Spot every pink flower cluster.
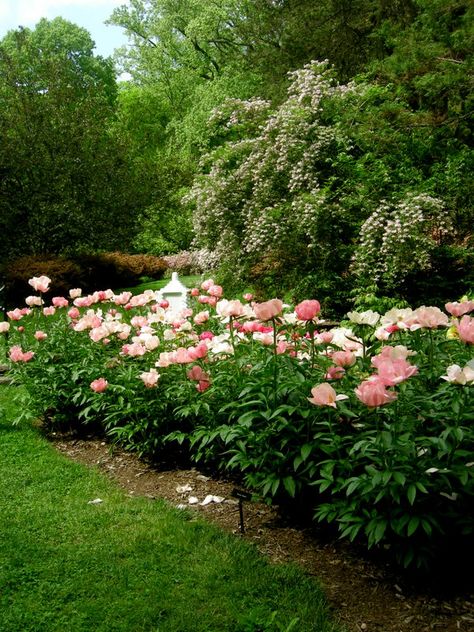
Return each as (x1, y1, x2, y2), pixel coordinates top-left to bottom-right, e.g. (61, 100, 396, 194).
(7, 307, 31, 321)
(157, 341, 208, 367)
(354, 346, 418, 407)
(9, 345, 34, 362)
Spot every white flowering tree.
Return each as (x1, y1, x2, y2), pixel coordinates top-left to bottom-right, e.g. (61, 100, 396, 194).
(352, 194, 454, 289)
(186, 61, 463, 308)
(187, 62, 362, 294)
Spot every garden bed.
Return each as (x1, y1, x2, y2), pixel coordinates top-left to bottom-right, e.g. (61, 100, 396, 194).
(50, 430, 474, 632)
(3, 273, 474, 630)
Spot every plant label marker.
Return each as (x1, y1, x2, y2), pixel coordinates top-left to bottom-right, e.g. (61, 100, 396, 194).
(231, 489, 252, 534)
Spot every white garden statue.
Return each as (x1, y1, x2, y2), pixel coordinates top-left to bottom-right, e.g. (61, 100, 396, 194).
(156, 272, 188, 314)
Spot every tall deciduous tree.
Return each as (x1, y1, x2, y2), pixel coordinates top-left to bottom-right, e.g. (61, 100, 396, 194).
(0, 18, 139, 263)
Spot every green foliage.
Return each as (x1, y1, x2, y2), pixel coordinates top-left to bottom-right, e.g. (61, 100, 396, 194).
(0, 19, 140, 263)
(5, 277, 474, 569)
(0, 387, 338, 632)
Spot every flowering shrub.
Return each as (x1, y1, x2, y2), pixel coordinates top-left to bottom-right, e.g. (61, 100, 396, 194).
(161, 249, 217, 276)
(185, 61, 361, 305)
(4, 275, 474, 569)
(352, 194, 454, 289)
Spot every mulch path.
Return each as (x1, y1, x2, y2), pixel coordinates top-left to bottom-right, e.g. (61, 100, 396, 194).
(49, 433, 473, 632)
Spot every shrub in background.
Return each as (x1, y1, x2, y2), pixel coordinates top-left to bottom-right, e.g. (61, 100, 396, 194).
(2, 252, 167, 307)
(2, 255, 84, 307)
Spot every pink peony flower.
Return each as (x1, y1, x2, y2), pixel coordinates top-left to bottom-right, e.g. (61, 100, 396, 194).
(121, 342, 147, 357)
(318, 331, 334, 344)
(208, 284, 223, 298)
(9, 346, 24, 362)
(355, 378, 397, 407)
(69, 288, 82, 299)
(216, 299, 245, 318)
(113, 291, 132, 305)
(441, 363, 474, 385)
(445, 301, 474, 317)
(295, 299, 321, 321)
(89, 327, 108, 343)
(159, 299, 170, 309)
(34, 331, 47, 341)
(253, 332, 273, 345)
(74, 296, 93, 308)
(201, 278, 214, 291)
(197, 380, 211, 392)
(194, 310, 210, 325)
(90, 378, 108, 393)
(456, 315, 474, 344)
(373, 358, 418, 386)
(412, 306, 449, 329)
(242, 321, 261, 333)
(9, 345, 34, 362)
(331, 350, 356, 367)
(374, 345, 414, 362)
(243, 293, 254, 301)
(199, 331, 214, 341)
(43, 306, 56, 316)
(156, 351, 174, 368)
(187, 341, 208, 361)
(67, 307, 80, 320)
(325, 366, 345, 380)
(130, 316, 148, 329)
(276, 340, 292, 355)
(25, 296, 43, 307)
(190, 288, 200, 296)
(73, 312, 101, 331)
(173, 347, 194, 364)
(140, 368, 160, 388)
(0, 322, 10, 333)
(52, 296, 69, 308)
(253, 298, 283, 322)
(187, 365, 210, 383)
(93, 290, 113, 302)
(28, 275, 51, 293)
(308, 383, 348, 408)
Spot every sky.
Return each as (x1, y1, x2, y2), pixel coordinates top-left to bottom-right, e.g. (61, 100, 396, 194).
(0, 0, 130, 58)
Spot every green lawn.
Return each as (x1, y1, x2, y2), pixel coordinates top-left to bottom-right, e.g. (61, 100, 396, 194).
(0, 387, 340, 632)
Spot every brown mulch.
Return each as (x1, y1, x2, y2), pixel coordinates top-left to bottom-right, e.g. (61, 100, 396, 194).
(50, 433, 474, 632)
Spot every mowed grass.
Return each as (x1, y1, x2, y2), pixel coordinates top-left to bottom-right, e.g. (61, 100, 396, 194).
(0, 387, 340, 632)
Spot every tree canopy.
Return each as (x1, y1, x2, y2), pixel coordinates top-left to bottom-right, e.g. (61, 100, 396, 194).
(1, 2, 472, 308)
(0, 18, 138, 262)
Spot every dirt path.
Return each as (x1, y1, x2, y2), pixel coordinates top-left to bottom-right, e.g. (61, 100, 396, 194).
(51, 434, 474, 632)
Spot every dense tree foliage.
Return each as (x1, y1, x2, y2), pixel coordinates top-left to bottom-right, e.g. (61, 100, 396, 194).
(1, 2, 472, 306)
(0, 18, 140, 263)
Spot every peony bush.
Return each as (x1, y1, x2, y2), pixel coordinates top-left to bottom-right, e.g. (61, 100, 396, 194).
(3, 275, 474, 569)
